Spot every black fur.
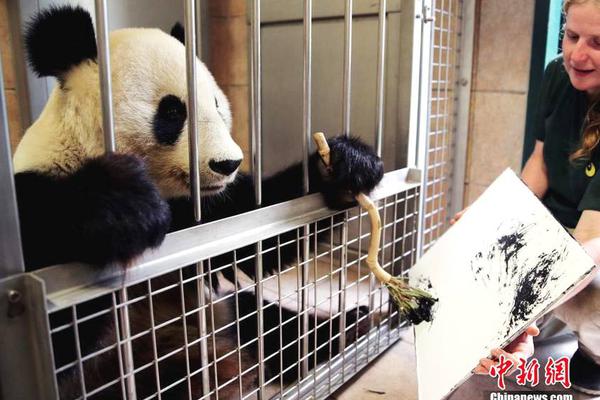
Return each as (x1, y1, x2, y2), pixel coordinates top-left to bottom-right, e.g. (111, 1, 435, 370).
(17, 153, 171, 269)
(317, 136, 384, 209)
(170, 22, 185, 45)
(25, 5, 97, 78)
(152, 95, 187, 146)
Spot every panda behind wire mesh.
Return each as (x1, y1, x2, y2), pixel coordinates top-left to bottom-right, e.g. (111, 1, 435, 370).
(15, 5, 384, 399)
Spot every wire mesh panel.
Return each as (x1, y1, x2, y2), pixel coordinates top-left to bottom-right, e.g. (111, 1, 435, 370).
(41, 179, 420, 400)
(422, 0, 463, 250)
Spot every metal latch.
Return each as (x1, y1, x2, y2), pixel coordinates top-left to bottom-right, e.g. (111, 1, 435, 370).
(422, 4, 435, 23)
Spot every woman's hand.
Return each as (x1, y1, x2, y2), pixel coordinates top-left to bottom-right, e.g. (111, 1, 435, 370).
(473, 324, 540, 375)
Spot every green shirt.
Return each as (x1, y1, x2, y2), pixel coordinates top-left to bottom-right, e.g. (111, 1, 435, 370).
(535, 56, 600, 228)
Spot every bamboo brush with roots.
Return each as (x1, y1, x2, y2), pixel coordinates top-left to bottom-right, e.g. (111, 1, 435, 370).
(313, 132, 437, 324)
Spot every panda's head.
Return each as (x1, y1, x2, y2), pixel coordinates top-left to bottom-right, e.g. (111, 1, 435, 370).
(17, 5, 243, 198)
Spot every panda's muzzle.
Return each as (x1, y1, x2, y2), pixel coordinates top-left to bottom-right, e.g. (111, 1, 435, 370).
(209, 159, 242, 177)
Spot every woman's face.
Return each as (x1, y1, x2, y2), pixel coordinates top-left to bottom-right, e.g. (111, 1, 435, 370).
(563, 1, 600, 96)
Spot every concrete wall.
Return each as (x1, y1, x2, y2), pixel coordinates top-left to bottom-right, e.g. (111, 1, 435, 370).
(463, 0, 535, 205)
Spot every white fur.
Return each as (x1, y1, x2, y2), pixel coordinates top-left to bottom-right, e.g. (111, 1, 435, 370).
(14, 28, 243, 198)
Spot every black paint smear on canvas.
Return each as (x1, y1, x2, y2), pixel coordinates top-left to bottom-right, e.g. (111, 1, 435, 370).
(497, 231, 526, 274)
(471, 224, 532, 286)
(504, 249, 563, 335)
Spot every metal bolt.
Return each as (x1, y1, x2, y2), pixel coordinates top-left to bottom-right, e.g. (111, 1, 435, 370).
(7, 290, 21, 303)
(7, 289, 25, 318)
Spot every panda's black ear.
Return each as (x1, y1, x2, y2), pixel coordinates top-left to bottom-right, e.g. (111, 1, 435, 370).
(170, 22, 185, 45)
(25, 5, 97, 78)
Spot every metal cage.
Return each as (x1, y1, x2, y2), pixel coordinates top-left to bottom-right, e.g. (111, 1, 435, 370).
(0, 0, 470, 399)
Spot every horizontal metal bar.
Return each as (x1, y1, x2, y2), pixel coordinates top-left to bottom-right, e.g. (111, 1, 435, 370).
(260, 0, 402, 24)
(34, 168, 420, 312)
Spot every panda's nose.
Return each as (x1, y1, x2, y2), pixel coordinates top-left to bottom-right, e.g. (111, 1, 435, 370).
(209, 159, 242, 176)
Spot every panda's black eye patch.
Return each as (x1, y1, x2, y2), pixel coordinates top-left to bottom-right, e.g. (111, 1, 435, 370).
(153, 95, 187, 146)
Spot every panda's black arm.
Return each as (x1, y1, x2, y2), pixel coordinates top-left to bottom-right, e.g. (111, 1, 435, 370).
(16, 154, 171, 271)
(260, 135, 384, 209)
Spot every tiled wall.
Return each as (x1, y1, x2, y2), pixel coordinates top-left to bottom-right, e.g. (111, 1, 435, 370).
(0, 0, 23, 154)
(463, 0, 535, 205)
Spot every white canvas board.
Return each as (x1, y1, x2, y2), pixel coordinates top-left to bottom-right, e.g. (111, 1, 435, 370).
(409, 169, 596, 400)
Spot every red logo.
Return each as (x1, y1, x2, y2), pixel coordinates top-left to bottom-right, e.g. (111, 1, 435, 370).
(489, 355, 515, 390)
(544, 356, 571, 389)
(515, 358, 540, 386)
(488, 356, 570, 389)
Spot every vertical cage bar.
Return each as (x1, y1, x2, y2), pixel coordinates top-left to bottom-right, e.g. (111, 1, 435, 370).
(416, 0, 435, 257)
(206, 261, 220, 399)
(232, 251, 246, 398)
(354, 209, 363, 368)
(302, 0, 313, 194)
(337, 219, 348, 370)
(146, 280, 163, 399)
(185, 0, 202, 220)
(342, 0, 353, 136)
(94, 0, 116, 153)
(275, 238, 285, 396)
(327, 216, 334, 392)
(184, 0, 211, 395)
(194, 261, 210, 397)
(250, 1, 266, 396)
(374, 0, 387, 157)
(300, 0, 313, 379)
(178, 269, 193, 399)
(0, 54, 25, 278)
(251, 0, 263, 205)
(110, 293, 128, 399)
(407, 0, 425, 167)
(95, 3, 137, 396)
(387, 193, 399, 335)
(376, 198, 388, 351)
(312, 222, 319, 392)
(118, 290, 137, 399)
(72, 306, 87, 398)
(337, 0, 353, 370)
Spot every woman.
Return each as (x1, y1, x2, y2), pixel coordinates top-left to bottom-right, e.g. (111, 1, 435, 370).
(455, 0, 600, 394)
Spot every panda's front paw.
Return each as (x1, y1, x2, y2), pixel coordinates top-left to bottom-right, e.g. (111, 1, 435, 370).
(67, 153, 171, 266)
(317, 136, 383, 209)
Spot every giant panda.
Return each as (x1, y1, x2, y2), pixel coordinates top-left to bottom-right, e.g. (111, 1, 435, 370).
(14, 5, 384, 399)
